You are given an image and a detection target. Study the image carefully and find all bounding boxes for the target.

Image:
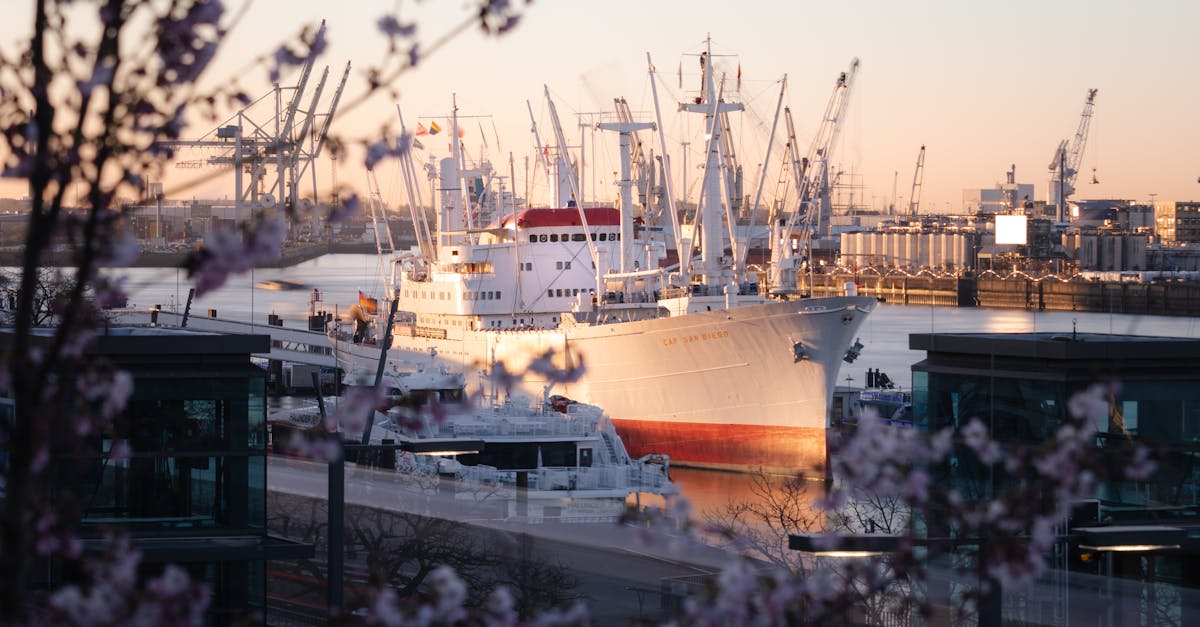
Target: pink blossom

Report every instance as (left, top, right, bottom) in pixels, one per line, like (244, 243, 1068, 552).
(1125, 445, 1157, 480)
(1067, 384, 1109, 422)
(99, 232, 141, 267)
(110, 440, 133, 461)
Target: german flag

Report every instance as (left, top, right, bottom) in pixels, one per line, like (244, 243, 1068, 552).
(358, 291, 379, 315)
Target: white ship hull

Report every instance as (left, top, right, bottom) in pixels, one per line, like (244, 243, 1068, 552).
(333, 295, 875, 473)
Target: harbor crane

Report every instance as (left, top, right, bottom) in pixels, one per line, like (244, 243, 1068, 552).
(909, 145, 926, 216)
(1047, 88, 1098, 221)
(161, 20, 350, 237)
(768, 58, 859, 294)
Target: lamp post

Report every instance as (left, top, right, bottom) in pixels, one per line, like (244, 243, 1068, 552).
(1074, 526, 1186, 627)
(789, 533, 1000, 627)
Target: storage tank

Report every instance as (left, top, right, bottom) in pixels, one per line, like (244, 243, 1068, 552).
(839, 232, 854, 266)
(1122, 235, 1147, 270)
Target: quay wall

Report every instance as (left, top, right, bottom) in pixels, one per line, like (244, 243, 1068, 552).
(0, 241, 381, 269)
(806, 273, 1200, 316)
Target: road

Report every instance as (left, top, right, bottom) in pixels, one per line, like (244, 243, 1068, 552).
(267, 456, 740, 624)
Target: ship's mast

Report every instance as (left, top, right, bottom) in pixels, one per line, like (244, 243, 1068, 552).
(544, 86, 602, 294)
(646, 53, 683, 276)
(438, 97, 465, 252)
(597, 118, 655, 274)
(679, 38, 743, 290)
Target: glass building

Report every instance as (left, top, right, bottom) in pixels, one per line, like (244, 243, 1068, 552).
(910, 332, 1200, 623)
(46, 330, 312, 624)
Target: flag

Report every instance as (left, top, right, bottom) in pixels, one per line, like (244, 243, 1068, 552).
(457, 126, 465, 139)
(429, 121, 442, 135)
(413, 137, 425, 151)
(358, 290, 379, 315)
(415, 122, 428, 136)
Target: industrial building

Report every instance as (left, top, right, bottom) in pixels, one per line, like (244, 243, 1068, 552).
(1154, 201, 1200, 243)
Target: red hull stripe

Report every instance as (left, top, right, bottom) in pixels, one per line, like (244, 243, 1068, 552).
(611, 418, 828, 474)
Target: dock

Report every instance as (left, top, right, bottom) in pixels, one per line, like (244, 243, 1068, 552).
(111, 308, 337, 369)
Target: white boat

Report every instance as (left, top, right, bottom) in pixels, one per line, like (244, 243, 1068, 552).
(269, 385, 675, 515)
(332, 45, 875, 473)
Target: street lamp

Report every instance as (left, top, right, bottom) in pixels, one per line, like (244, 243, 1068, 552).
(1075, 525, 1185, 553)
(789, 533, 1000, 627)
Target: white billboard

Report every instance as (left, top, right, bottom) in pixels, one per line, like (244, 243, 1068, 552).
(995, 214, 1028, 245)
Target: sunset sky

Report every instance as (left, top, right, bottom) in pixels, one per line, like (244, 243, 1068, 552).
(3, 0, 1198, 212)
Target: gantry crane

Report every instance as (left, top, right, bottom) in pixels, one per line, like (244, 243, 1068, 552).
(1047, 88, 1098, 220)
(909, 145, 925, 216)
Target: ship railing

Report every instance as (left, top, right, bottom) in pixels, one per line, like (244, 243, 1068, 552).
(454, 464, 670, 493)
(432, 418, 594, 439)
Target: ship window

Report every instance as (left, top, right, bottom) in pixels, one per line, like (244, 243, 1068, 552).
(526, 262, 533, 271)
(564, 261, 571, 270)
(598, 233, 607, 241)
(590, 233, 597, 241)
(555, 261, 562, 270)
(572, 233, 586, 242)
(556, 289, 563, 297)
(560, 233, 569, 241)
(547, 289, 553, 298)
(550, 234, 559, 242)
(539, 234, 548, 242)
(612, 232, 619, 241)
(496, 291, 501, 299)
(529, 235, 537, 243)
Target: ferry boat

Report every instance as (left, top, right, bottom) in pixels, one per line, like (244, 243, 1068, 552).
(269, 377, 674, 516)
(331, 47, 874, 473)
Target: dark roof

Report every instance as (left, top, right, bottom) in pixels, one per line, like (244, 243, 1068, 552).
(910, 332, 1200, 361)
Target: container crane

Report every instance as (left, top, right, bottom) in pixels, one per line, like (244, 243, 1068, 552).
(1047, 88, 1098, 220)
(908, 145, 925, 216)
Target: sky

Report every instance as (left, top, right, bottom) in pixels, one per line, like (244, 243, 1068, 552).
(3, 0, 1199, 212)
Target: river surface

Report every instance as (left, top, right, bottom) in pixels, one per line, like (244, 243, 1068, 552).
(108, 254, 1200, 515)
